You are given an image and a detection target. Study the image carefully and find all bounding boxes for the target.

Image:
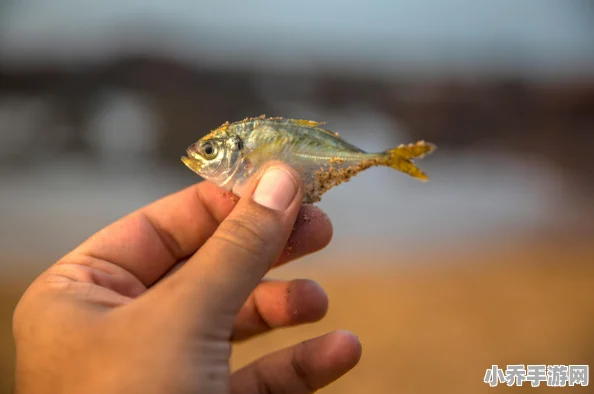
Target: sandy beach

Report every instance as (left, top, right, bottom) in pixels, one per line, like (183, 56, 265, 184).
(2, 234, 593, 394)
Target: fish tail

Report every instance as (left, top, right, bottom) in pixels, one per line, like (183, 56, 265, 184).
(383, 141, 436, 181)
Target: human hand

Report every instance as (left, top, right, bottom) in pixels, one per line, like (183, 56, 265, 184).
(12, 163, 361, 394)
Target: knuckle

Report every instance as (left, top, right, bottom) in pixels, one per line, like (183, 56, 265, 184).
(214, 214, 272, 258)
(292, 346, 317, 392)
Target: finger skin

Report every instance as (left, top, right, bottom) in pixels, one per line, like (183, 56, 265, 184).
(156, 204, 332, 284)
(232, 279, 329, 341)
(68, 181, 236, 287)
(12, 161, 358, 394)
(66, 182, 332, 289)
(157, 163, 304, 319)
(276, 205, 332, 268)
(231, 330, 362, 394)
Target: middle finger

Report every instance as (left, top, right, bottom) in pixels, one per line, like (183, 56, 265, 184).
(231, 279, 329, 341)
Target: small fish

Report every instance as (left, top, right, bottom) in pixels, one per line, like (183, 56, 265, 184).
(182, 115, 436, 203)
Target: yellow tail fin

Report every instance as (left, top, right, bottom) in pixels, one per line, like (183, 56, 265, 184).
(385, 141, 436, 181)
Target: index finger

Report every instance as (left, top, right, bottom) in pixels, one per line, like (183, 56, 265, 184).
(63, 181, 333, 288)
(66, 181, 237, 287)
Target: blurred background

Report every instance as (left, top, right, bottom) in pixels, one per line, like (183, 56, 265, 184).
(1, 0, 594, 392)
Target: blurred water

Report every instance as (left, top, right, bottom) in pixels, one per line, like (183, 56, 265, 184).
(1, 0, 592, 275)
(0, 102, 579, 275)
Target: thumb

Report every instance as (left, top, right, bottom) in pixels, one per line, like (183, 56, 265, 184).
(157, 162, 303, 321)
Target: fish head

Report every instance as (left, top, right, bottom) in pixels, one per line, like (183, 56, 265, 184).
(181, 131, 244, 186)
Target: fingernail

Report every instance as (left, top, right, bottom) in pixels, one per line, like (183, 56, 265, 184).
(253, 167, 298, 211)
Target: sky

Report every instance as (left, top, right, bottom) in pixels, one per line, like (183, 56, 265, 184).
(1, 0, 593, 79)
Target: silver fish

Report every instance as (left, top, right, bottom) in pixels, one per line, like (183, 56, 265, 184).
(182, 115, 436, 203)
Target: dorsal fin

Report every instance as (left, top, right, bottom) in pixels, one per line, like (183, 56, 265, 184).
(287, 119, 327, 128)
(202, 121, 230, 140)
(285, 119, 345, 140)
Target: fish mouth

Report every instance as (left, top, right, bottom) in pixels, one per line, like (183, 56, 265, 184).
(181, 143, 205, 174)
(181, 156, 203, 174)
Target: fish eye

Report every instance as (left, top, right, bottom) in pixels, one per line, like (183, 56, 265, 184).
(202, 142, 217, 159)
